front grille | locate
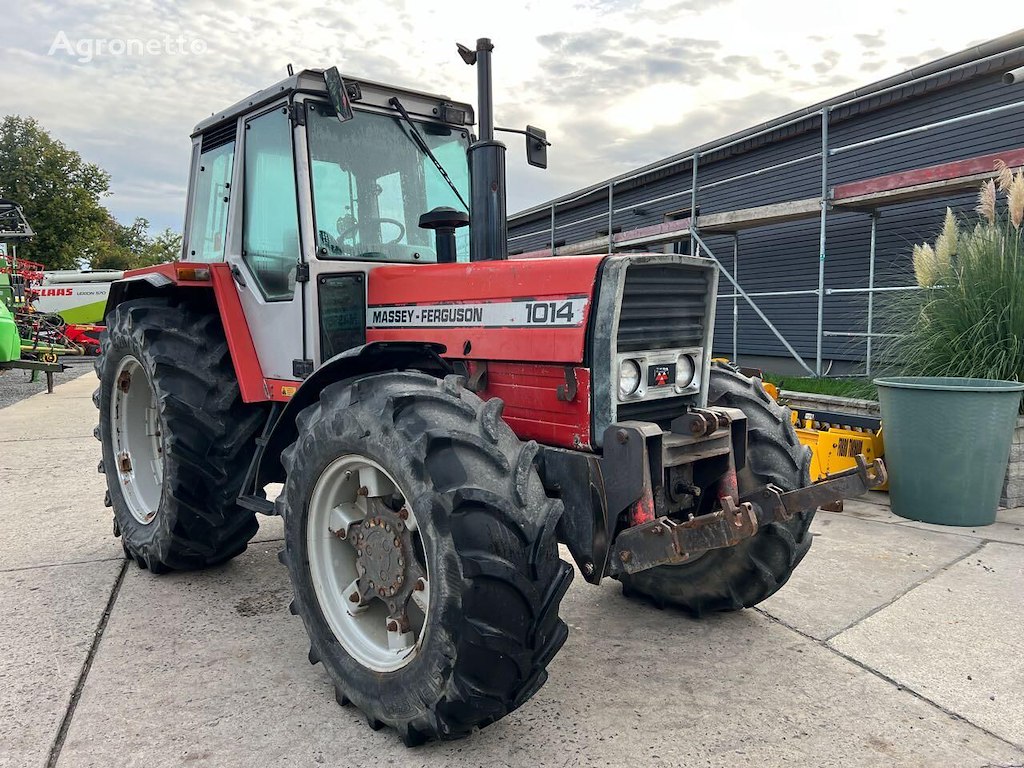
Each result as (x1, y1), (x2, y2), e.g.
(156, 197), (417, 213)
(617, 396), (688, 428)
(617, 264), (708, 351)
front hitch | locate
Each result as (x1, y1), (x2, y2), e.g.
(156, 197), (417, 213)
(609, 455), (887, 576)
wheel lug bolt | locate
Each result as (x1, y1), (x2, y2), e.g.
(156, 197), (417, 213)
(398, 508), (409, 520)
(349, 593), (360, 603)
(387, 621), (398, 632)
(414, 579), (425, 591)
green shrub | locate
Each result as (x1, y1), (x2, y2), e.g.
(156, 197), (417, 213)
(887, 164), (1024, 397)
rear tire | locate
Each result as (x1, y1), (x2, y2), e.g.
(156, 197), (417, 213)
(95, 298), (268, 572)
(278, 372), (572, 744)
(617, 364), (813, 615)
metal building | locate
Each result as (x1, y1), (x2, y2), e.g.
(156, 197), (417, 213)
(507, 31), (1024, 377)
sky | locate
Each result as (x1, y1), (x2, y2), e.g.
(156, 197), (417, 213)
(2, 1), (1023, 234)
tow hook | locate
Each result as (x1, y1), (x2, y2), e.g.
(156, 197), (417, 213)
(742, 454), (887, 523)
(609, 455), (886, 576)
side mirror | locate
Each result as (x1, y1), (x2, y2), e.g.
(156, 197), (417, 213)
(324, 67), (355, 123)
(525, 125), (548, 169)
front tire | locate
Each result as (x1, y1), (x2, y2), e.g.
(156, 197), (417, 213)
(278, 372), (572, 744)
(95, 298), (268, 572)
(618, 364), (813, 615)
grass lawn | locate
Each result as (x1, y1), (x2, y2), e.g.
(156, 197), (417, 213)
(762, 374), (878, 401)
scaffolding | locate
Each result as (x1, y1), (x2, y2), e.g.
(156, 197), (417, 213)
(511, 55), (1024, 377)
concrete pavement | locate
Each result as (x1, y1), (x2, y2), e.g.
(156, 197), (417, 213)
(2, 372), (1023, 767)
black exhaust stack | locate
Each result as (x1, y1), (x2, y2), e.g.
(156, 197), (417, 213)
(459, 38), (507, 262)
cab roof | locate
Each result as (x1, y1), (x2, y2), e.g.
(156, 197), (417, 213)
(192, 69), (475, 137)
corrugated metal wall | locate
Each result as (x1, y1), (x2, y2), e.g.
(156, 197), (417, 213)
(507, 61), (1024, 371)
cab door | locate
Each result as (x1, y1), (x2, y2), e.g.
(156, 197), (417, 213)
(224, 102), (306, 381)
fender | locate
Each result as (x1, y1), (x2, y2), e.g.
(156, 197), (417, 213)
(102, 271), (178, 319)
(102, 262), (275, 404)
(247, 341), (452, 497)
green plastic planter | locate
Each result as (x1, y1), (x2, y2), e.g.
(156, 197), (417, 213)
(874, 377), (1024, 526)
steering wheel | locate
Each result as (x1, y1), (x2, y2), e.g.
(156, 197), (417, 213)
(336, 217), (406, 246)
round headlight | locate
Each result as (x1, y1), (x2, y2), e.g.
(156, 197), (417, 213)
(618, 359), (641, 398)
(676, 354), (697, 388)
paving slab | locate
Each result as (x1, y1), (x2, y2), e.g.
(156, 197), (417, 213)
(251, 485), (284, 544)
(56, 549), (1021, 768)
(841, 496), (904, 524)
(0, 362), (92, 410)
(0, 370), (281, 565)
(760, 511), (981, 640)
(892, 506), (1024, 547)
(0, 559), (123, 768)
(252, 514), (283, 543)
(831, 541), (1024, 748)
(0, 373), (97, 443)
(0, 435), (117, 570)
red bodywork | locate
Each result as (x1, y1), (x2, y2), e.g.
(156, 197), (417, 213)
(123, 255), (606, 450)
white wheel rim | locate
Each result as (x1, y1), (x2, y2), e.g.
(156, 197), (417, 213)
(307, 455), (429, 673)
(110, 356), (164, 525)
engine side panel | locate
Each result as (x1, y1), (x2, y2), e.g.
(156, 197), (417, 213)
(473, 362), (592, 449)
(364, 255), (604, 449)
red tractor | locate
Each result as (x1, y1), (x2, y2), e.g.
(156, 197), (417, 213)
(95, 39), (884, 744)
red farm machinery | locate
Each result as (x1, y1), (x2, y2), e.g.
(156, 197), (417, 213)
(94, 39), (885, 744)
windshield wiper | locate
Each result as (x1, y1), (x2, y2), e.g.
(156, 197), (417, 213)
(388, 96), (470, 212)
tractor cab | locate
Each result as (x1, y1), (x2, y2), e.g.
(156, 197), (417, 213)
(181, 72), (477, 379)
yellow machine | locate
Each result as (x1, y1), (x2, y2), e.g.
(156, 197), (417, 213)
(711, 359), (888, 490)
(790, 408), (888, 490)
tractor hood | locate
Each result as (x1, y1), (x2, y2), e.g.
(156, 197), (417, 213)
(364, 254), (605, 364)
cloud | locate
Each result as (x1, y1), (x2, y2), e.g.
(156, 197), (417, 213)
(813, 50), (842, 75)
(530, 29), (779, 104)
(896, 46), (947, 68)
(854, 32), (885, 49)
(661, 0), (736, 12)
(0, 0), (999, 231)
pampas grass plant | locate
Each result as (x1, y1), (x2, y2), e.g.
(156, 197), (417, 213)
(887, 165), (1024, 399)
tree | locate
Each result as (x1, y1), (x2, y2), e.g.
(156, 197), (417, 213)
(145, 227), (183, 265)
(0, 116), (112, 269)
(90, 216), (182, 271)
(0, 116), (182, 272)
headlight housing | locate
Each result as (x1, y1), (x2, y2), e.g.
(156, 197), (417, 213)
(676, 354), (697, 389)
(618, 358), (641, 399)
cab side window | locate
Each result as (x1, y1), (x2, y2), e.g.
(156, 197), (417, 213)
(243, 108), (300, 300)
(186, 137), (234, 262)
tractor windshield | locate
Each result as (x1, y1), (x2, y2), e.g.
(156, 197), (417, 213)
(306, 102), (471, 263)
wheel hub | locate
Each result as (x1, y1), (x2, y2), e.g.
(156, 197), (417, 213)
(352, 509), (410, 603)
